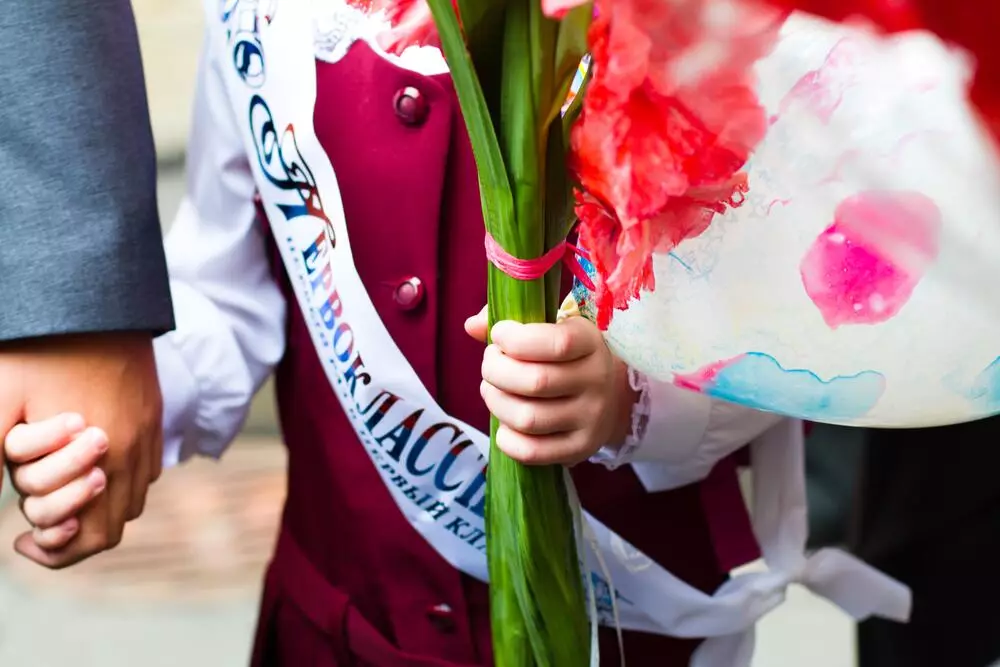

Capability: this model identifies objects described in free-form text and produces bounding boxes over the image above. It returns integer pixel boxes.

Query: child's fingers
[30,519,80,551]
[21,468,106,530]
[490,317,597,363]
[495,425,589,466]
[11,427,108,496]
[480,381,580,435]
[464,306,488,343]
[13,532,66,569]
[481,344,588,398]
[4,413,86,464]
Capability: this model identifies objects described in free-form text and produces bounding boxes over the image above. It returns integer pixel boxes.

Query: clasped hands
[0,310,635,568]
[0,332,162,568]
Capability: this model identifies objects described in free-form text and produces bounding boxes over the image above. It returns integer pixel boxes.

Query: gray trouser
[852,418,1000,667]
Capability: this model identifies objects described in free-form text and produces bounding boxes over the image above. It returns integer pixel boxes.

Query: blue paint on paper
[967,357,1000,411]
[667,251,694,272]
[700,352,886,421]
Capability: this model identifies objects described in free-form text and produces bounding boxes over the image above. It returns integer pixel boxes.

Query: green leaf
[455,0,509,125]
[488,2,589,666]
[430,0,589,663]
[455,0,506,36]
[427,0,513,241]
[499,0,543,258]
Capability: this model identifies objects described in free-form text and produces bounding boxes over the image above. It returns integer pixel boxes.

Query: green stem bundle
[426,0,590,663]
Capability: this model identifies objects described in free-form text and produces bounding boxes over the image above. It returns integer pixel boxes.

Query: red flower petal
[575,192,655,330]
[372,0,462,55]
[572,0,782,328]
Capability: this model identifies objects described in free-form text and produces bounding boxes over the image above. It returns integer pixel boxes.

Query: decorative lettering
[332,322,354,362]
[222,0,266,88]
[463,526,487,550]
[360,390,401,431]
[444,517,471,538]
[304,232,334,291]
[248,95,335,245]
[375,409,425,461]
[342,356,371,397]
[407,423,463,477]
[424,500,450,521]
[316,289,344,331]
[435,440,479,492]
[454,466,487,518]
[402,485,423,504]
[302,231,328,275]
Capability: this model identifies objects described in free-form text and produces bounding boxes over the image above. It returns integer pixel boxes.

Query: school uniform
[153,1,910,664]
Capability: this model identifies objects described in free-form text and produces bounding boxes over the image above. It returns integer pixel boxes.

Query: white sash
[210,1,912,662]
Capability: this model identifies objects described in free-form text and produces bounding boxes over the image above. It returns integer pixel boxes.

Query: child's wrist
[591,363,649,469]
[609,359,641,445]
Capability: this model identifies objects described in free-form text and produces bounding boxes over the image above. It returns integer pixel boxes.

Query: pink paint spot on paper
[818,132,949,187]
[674,357,741,393]
[766,198,791,214]
[770,39,862,126]
[800,191,942,328]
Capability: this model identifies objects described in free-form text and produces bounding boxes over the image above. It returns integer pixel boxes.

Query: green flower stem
[427,0,589,663]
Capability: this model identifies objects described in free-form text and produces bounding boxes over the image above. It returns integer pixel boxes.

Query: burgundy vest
[251,41,758,667]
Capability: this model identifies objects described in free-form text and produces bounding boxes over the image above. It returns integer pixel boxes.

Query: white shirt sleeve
[591,369,783,492]
[156,37,286,467]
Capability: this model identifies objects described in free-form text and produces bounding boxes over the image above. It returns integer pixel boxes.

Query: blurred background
[0,2,854,665]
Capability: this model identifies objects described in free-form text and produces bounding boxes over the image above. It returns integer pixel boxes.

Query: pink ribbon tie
[484,233,595,291]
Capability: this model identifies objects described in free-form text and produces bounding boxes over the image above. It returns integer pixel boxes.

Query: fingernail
[88,469,107,495]
[89,428,109,455]
[64,413,85,435]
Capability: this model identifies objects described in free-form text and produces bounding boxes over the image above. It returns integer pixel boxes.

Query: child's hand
[465,307,636,466]
[4,414,108,553]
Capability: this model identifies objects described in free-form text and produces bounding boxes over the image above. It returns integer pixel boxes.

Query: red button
[426,603,455,633]
[393,277,425,311]
[394,86,429,126]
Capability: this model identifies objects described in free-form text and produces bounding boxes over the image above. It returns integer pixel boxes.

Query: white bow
[691,419,911,667]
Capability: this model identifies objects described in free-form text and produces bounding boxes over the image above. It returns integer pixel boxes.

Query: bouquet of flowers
[566,2,1000,429]
[373,0,1000,660]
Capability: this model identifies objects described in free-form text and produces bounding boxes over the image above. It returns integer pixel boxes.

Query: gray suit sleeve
[0,0,174,342]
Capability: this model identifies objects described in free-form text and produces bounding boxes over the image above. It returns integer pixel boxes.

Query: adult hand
[0,332,163,568]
